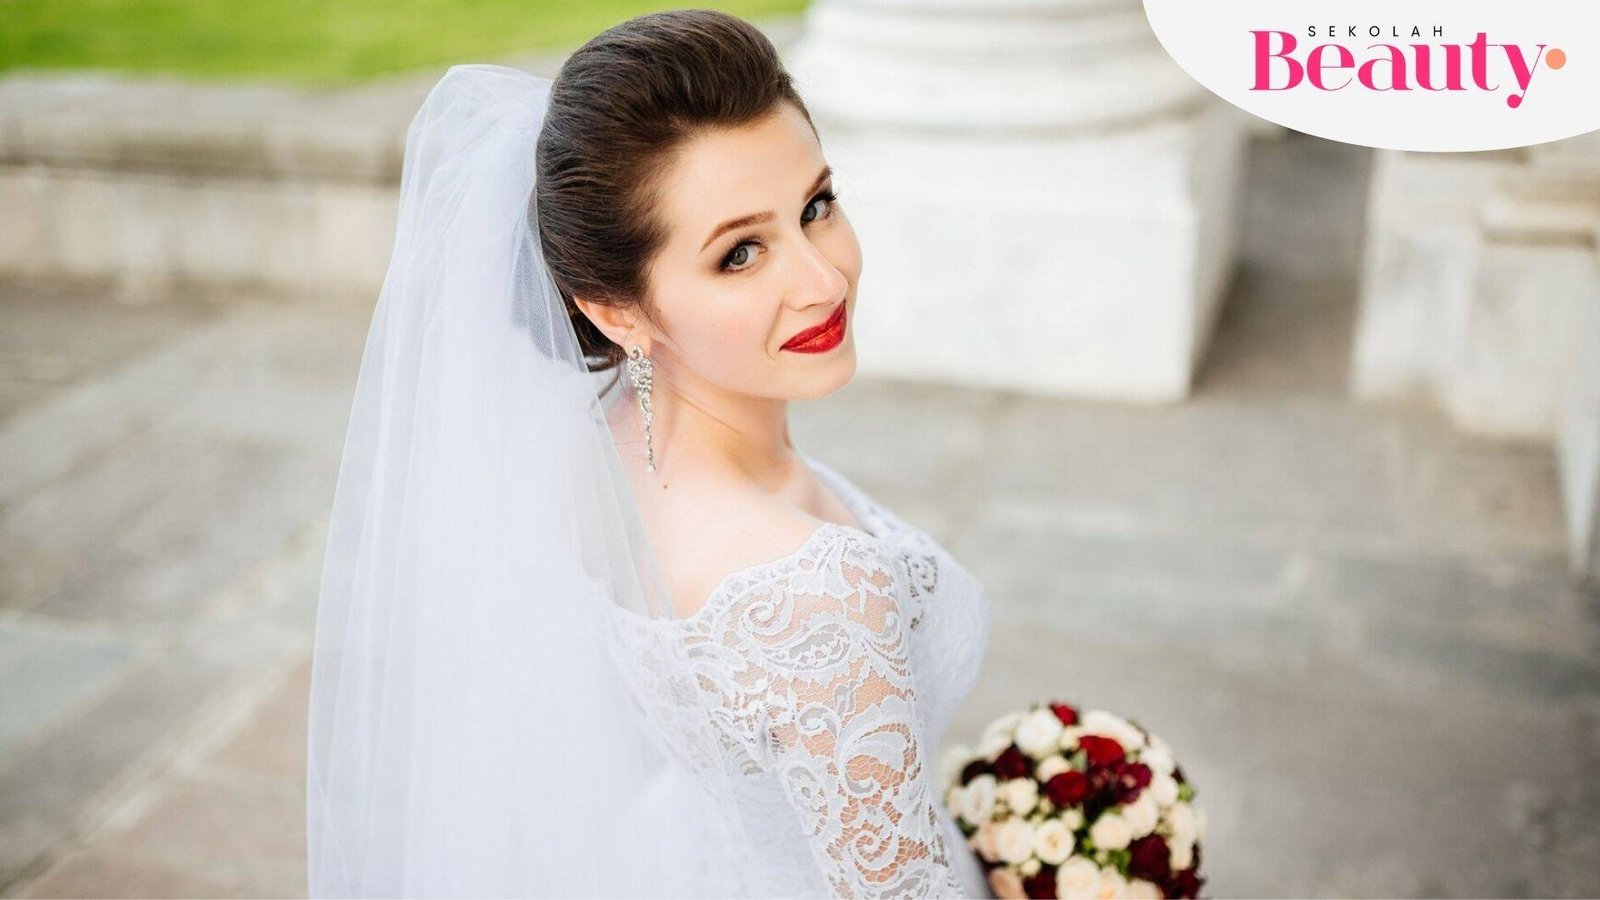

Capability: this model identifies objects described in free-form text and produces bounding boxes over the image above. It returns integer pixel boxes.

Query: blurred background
[2,1,1598,897]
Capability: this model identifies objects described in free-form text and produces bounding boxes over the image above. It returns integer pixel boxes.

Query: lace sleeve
[732,529,968,899]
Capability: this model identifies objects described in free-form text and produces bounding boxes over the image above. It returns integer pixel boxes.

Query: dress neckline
[669,454,898,626]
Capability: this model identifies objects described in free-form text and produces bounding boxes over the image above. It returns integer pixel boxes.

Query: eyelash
[718,188,840,273]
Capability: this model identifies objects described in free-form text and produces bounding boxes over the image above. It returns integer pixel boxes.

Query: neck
[619,360,800,489]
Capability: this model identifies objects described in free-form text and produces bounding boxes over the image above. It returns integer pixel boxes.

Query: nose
[785,232,848,311]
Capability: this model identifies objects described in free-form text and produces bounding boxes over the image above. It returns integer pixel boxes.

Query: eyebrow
[699,164,833,253]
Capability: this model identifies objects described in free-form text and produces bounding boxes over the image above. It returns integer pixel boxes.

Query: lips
[780,302,847,353]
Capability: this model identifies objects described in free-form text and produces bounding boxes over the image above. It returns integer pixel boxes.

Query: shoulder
[652,483,838,618]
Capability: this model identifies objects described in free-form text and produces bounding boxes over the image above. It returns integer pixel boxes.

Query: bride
[307,9,991,898]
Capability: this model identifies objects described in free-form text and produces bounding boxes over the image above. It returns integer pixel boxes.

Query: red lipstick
[780,302,847,353]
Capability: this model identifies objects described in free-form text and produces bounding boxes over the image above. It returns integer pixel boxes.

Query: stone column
[1351,135,1600,582]
[783,0,1248,401]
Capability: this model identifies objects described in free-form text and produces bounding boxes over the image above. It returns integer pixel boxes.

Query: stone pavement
[1,132,1597,898]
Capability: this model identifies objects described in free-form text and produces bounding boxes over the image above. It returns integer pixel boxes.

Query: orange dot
[1548,48,1567,69]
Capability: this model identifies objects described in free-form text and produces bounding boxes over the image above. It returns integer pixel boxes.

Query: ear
[572,296,648,353]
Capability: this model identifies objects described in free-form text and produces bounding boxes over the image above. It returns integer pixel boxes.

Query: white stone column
[1351,135,1600,581]
[783,0,1248,401]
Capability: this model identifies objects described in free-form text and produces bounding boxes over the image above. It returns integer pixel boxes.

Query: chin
[788,345,857,401]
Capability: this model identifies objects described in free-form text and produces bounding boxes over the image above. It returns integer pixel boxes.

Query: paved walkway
[1,133,1596,898]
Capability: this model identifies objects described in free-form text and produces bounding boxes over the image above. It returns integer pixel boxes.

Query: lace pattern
[604,457,989,898]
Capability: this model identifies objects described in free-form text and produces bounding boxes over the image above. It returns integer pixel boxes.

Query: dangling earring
[625,344,656,473]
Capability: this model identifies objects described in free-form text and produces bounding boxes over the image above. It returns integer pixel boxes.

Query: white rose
[996,818,1037,865]
[979,729,1014,760]
[1036,754,1071,782]
[1125,879,1163,900]
[1137,744,1174,776]
[1081,710,1146,752]
[1094,870,1129,900]
[1059,725,1085,751]
[989,867,1026,900]
[1122,791,1159,838]
[1148,772,1179,808]
[1020,857,1042,877]
[1089,812,1133,851]
[1169,838,1194,871]
[1032,819,1075,865]
[940,744,973,787]
[1061,807,1085,831]
[1056,856,1102,900]
[973,820,1001,862]
[1165,802,1196,846]
[983,710,1025,744]
[1002,778,1040,816]
[1016,708,1067,757]
[962,774,998,825]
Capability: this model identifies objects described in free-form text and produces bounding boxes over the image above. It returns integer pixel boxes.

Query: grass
[0,0,806,84]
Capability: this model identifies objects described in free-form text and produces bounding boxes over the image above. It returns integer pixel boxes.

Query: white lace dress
[610,454,992,899]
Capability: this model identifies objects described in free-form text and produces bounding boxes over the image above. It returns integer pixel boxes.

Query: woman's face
[633,101,862,401]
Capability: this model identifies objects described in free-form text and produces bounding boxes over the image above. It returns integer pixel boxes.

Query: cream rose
[1016,708,1067,757]
[962,774,998,825]
[940,744,973,787]
[1122,791,1160,838]
[1089,811,1132,851]
[1002,778,1040,816]
[1032,819,1074,865]
[1169,838,1194,871]
[973,820,1000,862]
[1125,878,1163,900]
[1056,856,1102,900]
[1060,807,1085,831]
[989,867,1026,900]
[1165,801,1196,846]
[996,819,1038,865]
[1094,870,1129,900]
[1020,857,1042,877]
[1148,772,1179,808]
[1058,725,1085,751]
[1036,754,1071,782]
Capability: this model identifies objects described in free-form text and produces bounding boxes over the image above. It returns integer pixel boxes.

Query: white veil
[306,64,753,897]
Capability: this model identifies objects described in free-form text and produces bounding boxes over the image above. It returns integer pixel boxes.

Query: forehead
[654,103,824,238]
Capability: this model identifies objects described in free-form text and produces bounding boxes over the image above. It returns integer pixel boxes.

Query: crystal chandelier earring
[624,344,656,472]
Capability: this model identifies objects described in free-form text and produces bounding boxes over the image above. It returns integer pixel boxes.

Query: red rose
[1111,761,1153,803]
[1023,869,1057,899]
[1049,702,1080,726]
[1044,770,1090,806]
[1164,867,1203,899]
[960,759,994,785]
[995,745,1031,780]
[1078,734,1126,768]
[1127,834,1170,883]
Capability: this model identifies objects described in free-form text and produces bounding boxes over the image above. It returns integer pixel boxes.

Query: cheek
[680,294,776,367]
[826,218,864,285]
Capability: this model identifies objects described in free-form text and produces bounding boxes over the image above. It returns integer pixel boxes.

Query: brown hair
[534,9,814,372]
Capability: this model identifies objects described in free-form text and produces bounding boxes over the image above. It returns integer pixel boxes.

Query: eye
[718,188,842,274]
[801,188,838,225]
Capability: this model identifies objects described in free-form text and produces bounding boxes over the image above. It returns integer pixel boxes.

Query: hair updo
[535,9,815,373]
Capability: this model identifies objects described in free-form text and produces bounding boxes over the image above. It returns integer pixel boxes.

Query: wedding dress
[605,452,992,898]
[305,63,992,899]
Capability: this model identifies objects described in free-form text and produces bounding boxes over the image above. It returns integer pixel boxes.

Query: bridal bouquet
[941,702,1207,899]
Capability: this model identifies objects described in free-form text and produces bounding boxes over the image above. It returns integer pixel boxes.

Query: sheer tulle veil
[306,64,754,897]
